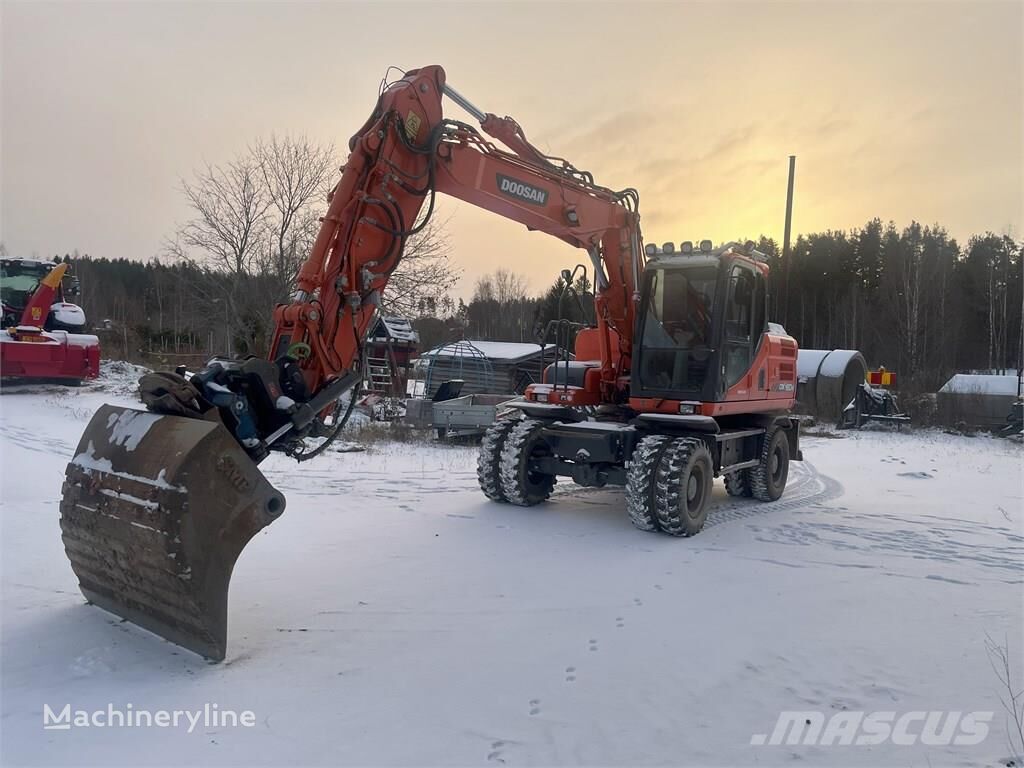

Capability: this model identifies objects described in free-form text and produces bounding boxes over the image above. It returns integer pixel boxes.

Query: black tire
[750,426,790,502]
[499,418,556,506]
[477,417,519,502]
[724,469,752,497]
[624,434,673,532]
[655,437,714,537]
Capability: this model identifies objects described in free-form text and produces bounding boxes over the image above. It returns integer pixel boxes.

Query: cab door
[721,264,768,401]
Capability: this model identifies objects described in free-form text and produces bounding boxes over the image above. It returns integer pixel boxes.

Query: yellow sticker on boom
[405,110,422,141]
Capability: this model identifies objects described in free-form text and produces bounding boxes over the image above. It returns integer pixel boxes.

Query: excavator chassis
[60,404,285,660]
[478,404,802,536]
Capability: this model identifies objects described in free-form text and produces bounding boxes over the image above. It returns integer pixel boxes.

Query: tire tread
[499,418,555,506]
[625,435,673,532]
[477,417,519,502]
[654,437,712,537]
[749,425,789,502]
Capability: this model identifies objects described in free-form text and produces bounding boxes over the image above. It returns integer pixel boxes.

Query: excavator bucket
[59,404,285,660]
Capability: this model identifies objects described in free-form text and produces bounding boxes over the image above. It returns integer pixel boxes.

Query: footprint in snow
[528,699,541,715]
[487,740,506,763]
[565,666,576,682]
[616,617,625,628]
[897,471,934,479]
[588,639,599,652]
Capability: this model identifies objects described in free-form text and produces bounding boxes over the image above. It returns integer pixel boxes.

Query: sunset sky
[2,1,1021,297]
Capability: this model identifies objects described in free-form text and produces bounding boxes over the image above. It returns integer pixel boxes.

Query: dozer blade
[59,404,285,660]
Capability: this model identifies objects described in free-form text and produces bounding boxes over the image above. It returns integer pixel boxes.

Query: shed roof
[370,315,419,343]
[420,340,559,364]
[938,374,1020,396]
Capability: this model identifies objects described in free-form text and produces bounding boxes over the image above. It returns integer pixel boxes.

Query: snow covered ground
[1,366,1022,767]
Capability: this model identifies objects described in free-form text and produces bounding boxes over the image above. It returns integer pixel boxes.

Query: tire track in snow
[751,510,1024,575]
[704,460,844,529]
[0,423,74,458]
[268,451,846,537]
[547,459,845,532]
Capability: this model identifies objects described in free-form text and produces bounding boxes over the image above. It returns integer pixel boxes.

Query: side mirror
[560,269,572,284]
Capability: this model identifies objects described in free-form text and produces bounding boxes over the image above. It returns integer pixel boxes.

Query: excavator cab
[633,242,769,403]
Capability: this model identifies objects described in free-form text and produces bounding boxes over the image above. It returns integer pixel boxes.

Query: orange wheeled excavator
[59,66,800,660]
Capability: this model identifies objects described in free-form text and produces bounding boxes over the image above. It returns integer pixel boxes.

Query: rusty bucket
[59,404,284,660]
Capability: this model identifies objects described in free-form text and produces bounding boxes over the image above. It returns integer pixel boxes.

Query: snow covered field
[1,367,1021,767]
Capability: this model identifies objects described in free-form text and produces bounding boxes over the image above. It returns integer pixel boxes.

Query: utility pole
[782,155,796,320]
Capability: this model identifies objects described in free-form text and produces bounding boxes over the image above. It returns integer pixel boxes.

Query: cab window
[723,266,755,388]
[637,266,717,393]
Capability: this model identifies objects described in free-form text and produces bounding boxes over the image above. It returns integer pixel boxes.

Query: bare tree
[253,135,336,292]
[985,633,1024,763]
[988,237,1012,374]
[167,156,274,354]
[167,137,458,355]
[467,268,532,340]
[493,268,529,305]
[381,216,460,317]
[473,273,496,303]
[175,156,271,276]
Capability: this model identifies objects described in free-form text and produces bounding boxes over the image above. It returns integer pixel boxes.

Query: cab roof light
[662,242,675,254]
[680,241,693,254]
[699,239,713,253]
[644,243,657,256]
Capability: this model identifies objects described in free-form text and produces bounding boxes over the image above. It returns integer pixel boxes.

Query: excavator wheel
[59,404,285,661]
[749,426,790,502]
[624,434,673,532]
[498,418,556,506]
[723,469,752,497]
[477,416,520,502]
[654,437,713,537]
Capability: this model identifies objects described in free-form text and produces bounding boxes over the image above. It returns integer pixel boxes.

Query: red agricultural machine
[1,259,100,383]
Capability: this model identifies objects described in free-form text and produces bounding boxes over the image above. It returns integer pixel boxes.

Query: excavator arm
[57,65,645,660]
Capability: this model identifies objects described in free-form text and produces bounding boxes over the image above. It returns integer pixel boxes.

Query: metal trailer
[432,393,520,439]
